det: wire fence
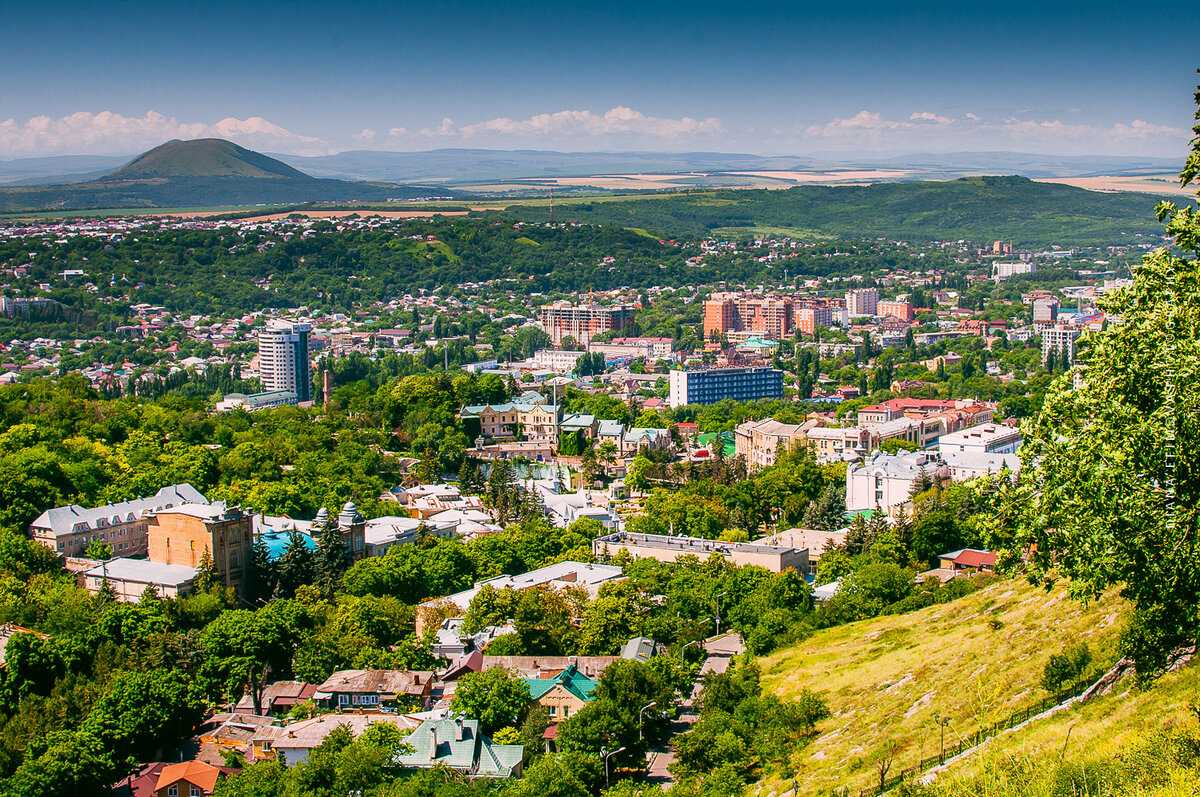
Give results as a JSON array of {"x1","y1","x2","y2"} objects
[{"x1": 847, "y1": 673, "x2": 1096, "y2": 797}]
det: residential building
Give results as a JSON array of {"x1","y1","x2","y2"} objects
[
  {"x1": 1042, "y1": 323, "x2": 1081, "y2": 366},
  {"x1": 394, "y1": 717, "x2": 524, "y2": 778},
  {"x1": 794, "y1": 302, "x2": 833, "y2": 336},
  {"x1": 314, "y1": 669, "x2": 434, "y2": 710},
  {"x1": 418, "y1": 561, "x2": 624, "y2": 632},
  {"x1": 593, "y1": 531, "x2": 808, "y2": 573},
  {"x1": 363, "y1": 516, "x2": 456, "y2": 557},
  {"x1": 147, "y1": 503, "x2": 252, "y2": 595},
  {"x1": 992, "y1": 261, "x2": 1036, "y2": 281},
  {"x1": 537, "y1": 302, "x2": 635, "y2": 346},
  {"x1": 668, "y1": 366, "x2": 784, "y2": 408},
  {"x1": 758, "y1": 528, "x2": 847, "y2": 577},
  {"x1": 877, "y1": 300, "x2": 914, "y2": 322},
  {"x1": 941, "y1": 450, "x2": 1022, "y2": 481},
  {"x1": 937, "y1": 423, "x2": 1022, "y2": 455},
  {"x1": 460, "y1": 399, "x2": 560, "y2": 443},
  {"x1": 939, "y1": 548, "x2": 997, "y2": 575},
  {"x1": 703, "y1": 292, "x2": 793, "y2": 340},
  {"x1": 29, "y1": 483, "x2": 207, "y2": 558},
  {"x1": 846, "y1": 451, "x2": 947, "y2": 513},
  {"x1": 530, "y1": 349, "x2": 586, "y2": 373},
  {"x1": 214, "y1": 390, "x2": 297, "y2": 412},
  {"x1": 605, "y1": 336, "x2": 674, "y2": 358},
  {"x1": 526, "y1": 663, "x2": 597, "y2": 723},
  {"x1": 1032, "y1": 296, "x2": 1060, "y2": 325},
  {"x1": 144, "y1": 760, "x2": 224, "y2": 797},
  {"x1": 734, "y1": 417, "x2": 813, "y2": 470},
  {"x1": 259, "y1": 320, "x2": 311, "y2": 402},
  {"x1": 804, "y1": 425, "x2": 874, "y2": 463},
  {"x1": 856, "y1": 398, "x2": 994, "y2": 448},
  {"x1": 235, "y1": 681, "x2": 318, "y2": 715},
  {"x1": 253, "y1": 713, "x2": 425, "y2": 766},
  {"x1": 82, "y1": 558, "x2": 197, "y2": 602},
  {"x1": 845, "y1": 288, "x2": 879, "y2": 318}
]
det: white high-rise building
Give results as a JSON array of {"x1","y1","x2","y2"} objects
[
  {"x1": 845, "y1": 288, "x2": 879, "y2": 319},
  {"x1": 258, "y1": 321, "x2": 312, "y2": 401}
]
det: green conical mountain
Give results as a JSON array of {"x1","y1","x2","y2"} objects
[{"x1": 105, "y1": 138, "x2": 311, "y2": 180}]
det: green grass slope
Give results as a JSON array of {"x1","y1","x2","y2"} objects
[
  {"x1": 496, "y1": 177, "x2": 1169, "y2": 246},
  {"x1": 752, "y1": 578, "x2": 1128, "y2": 796}
]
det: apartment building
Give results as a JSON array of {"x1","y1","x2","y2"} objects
[
  {"x1": 734, "y1": 417, "x2": 818, "y2": 470},
  {"x1": 805, "y1": 425, "x2": 874, "y2": 463},
  {"x1": 1042, "y1": 323, "x2": 1081, "y2": 366},
  {"x1": 593, "y1": 531, "x2": 808, "y2": 574},
  {"x1": 993, "y1": 261, "x2": 1036, "y2": 281},
  {"x1": 259, "y1": 320, "x2": 311, "y2": 402},
  {"x1": 856, "y1": 398, "x2": 994, "y2": 447},
  {"x1": 148, "y1": 503, "x2": 253, "y2": 595},
  {"x1": 537, "y1": 302, "x2": 635, "y2": 346},
  {"x1": 29, "y1": 483, "x2": 208, "y2": 557},
  {"x1": 1032, "y1": 296, "x2": 1060, "y2": 325},
  {"x1": 937, "y1": 423, "x2": 1021, "y2": 455},
  {"x1": 703, "y1": 292, "x2": 794, "y2": 340},
  {"x1": 668, "y1": 367, "x2": 784, "y2": 408},
  {"x1": 877, "y1": 300, "x2": 914, "y2": 322},
  {"x1": 794, "y1": 303, "x2": 833, "y2": 336},
  {"x1": 846, "y1": 451, "x2": 946, "y2": 513},
  {"x1": 845, "y1": 288, "x2": 879, "y2": 318}
]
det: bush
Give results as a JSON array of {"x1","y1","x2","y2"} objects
[{"x1": 1041, "y1": 642, "x2": 1093, "y2": 694}]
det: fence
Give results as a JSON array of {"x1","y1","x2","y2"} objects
[{"x1": 848, "y1": 673, "x2": 1097, "y2": 796}]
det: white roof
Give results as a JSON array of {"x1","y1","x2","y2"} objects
[
  {"x1": 430, "y1": 561, "x2": 624, "y2": 611},
  {"x1": 31, "y1": 484, "x2": 208, "y2": 537},
  {"x1": 84, "y1": 557, "x2": 197, "y2": 586}
]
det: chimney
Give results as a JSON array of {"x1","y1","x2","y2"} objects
[
  {"x1": 429, "y1": 727, "x2": 438, "y2": 761},
  {"x1": 454, "y1": 718, "x2": 464, "y2": 741}
]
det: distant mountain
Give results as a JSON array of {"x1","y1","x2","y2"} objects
[
  {"x1": 0, "y1": 154, "x2": 129, "y2": 186},
  {"x1": 0, "y1": 139, "x2": 456, "y2": 213},
  {"x1": 272, "y1": 148, "x2": 814, "y2": 183},
  {"x1": 842, "y1": 151, "x2": 1182, "y2": 178},
  {"x1": 105, "y1": 138, "x2": 311, "y2": 180}
]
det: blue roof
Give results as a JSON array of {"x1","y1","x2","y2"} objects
[{"x1": 257, "y1": 529, "x2": 316, "y2": 561}]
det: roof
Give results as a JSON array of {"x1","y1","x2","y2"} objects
[
  {"x1": 155, "y1": 761, "x2": 221, "y2": 793},
  {"x1": 395, "y1": 717, "x2": 523, "y2": 777},
  {"x1": 620, "y1": 636, "x2": 659, "y2": 662},
  {"x1": 479, "y1": 656, "x2": 616, "y2": 679},
  {"x1": 430, "y1": 561, "x2": 623, "y2": 611},
  {"x1": 83, "y1": 557, "x2": 197, "y2": 586},
  {"x1": 941, "y1": 548, "x2": 997, "y2": 568},
  {"x1": 315, "y1": 669, "x2": 433, "y2": 696},
  {"x1": 256, "y1": 529, "x2": 316, "y2": 561},
  {"x1": 255, "y1": 712, "x2": 426, "y2": 750},
  {"x1": 235, "y1": 680, "x2": 317, "y2": 711},
  {"x1": 526, "y1": 663, "x2": 598, "y2": 703},
  {"x1": 30, "y1": 483, "x2": 207, "y2": 536},
  {"x1": 155, "y1": 501, "x2": 236, "y2": 521}
]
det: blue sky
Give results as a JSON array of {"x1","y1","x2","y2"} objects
[{"x1": 1, "y1": 0, "x2": 1195, "y2": 158}]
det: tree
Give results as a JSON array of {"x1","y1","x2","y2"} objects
[
  {"x1": 247, "y1": 536, "x2": 276, "y2": 606},
  {"x1": 83, "y1": 539, "x2": 112, "y2": 560},
  {"x1": 194, "y1": 547, "x2": 220, "y2": 594},
  {"x1": 313, "y1": 509, "x2": 350, "y2": 598},
  {"x1": 450, "y1": 668, "x2": 533, "y2": 733},
  {"x1": 274, "y1": 530, "x2": 315, "y2": 598}
]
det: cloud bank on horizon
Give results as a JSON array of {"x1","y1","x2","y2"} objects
[{"x1": 0, "y1": 105, "x2": 1188, "y2": 160}]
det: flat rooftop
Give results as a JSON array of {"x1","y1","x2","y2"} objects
[{"x1": 595, "y1": 531, "x2": 799, "y2": 556}]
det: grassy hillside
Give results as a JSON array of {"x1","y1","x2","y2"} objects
[
  {"x1": 496, "y1": 177, "x2": 1169, "y2": 246},
  {"x1": 915, "y1": 662, "x2": 1200, "y2": 796},
  {"x1": 753, "y1": 578, "x2": 1128, "y2": 796}
]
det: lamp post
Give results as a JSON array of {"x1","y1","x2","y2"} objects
[
  {"x1": 681, "y1": 639, "x2": 701, "y2": 661},
  {"x1": 601, "y1": 746, "x2": 626, "y2": 787},
  {"x1": 638, "y1": 701, "x2": 657, "y2": 742},
  {"x1": 714, "y1": 590, "x2": 728, "y2": 636},
  {"x1": 934, "y1": 714, "x2": 951, "y2": 764}
]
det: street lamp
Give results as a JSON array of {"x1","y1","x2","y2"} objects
[
  {"x1": 933, "y1": 714, "x2": 952, "y2": 764},
  {"x1": 714, "y1": 591, "x2": 728, "y2": 636},
  {"x1": 681, "y1": 639, "x2": 701, "y2": 661},
  {"x1": 638, "y1": 701, "x2": 657, "y2": 742},
  {"x1": 601, "y1": 746, "x2": 626, "y2": 786}
]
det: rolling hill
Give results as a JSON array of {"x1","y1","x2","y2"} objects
[
  {"x1": 0, "y1": 139, "x2": 454, "y2": 212},
  {"x1": 494, "y1": 176, "x2": 1172, "y2": 245}
]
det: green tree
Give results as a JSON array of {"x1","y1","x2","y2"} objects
[
  {"x1": 313, "y1": 509, "x2": 350, "y2": 598},
  {"x1": 450, "y1": 668, "x2": 534, "y2": 733}
]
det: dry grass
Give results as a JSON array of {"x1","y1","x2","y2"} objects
[
  {"x1": 754, "y1": 578, "x2": 1128, "y2": 796},
  {"x1": 1034, "y1": 175, "x2": 1191, "y2": 197}
]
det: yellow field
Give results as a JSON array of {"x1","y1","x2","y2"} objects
[{"x1": 1034, "y1": 174, "x2": 1190, "y2": 197}]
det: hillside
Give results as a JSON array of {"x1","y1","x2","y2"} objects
[
  {"x1": 753, "y1": 578, "x2": 1129, "y2": 796},
  {"x1": 495, "y1": 177, "x2": 1169, "y2": 246},
  {"x1": 105, "y1": 138, "x2": 310, "y2": 180},
  {"x1": 0, "y1": 139, "x2": 454, "y2": 212}
]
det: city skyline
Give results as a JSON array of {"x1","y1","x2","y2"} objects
[{"x1": 1, "y1": 0, "x2": 1195, "y2": 159}]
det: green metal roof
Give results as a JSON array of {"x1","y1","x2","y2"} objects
[{"x1": 524, "y1": 664, "x2": 598, "y2": 703}]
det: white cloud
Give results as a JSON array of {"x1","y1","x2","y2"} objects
[
  {"x1": 1109, "y1": 119, "x2": 1187, "y2": 140},
  {"x1": 805, "y1": 110, "x2": 914, "y2": 137},
  {"x1": 0, "y1": 110, "x2": 328, "y2": 157},
  {"x1": 406, "y1": 106, "x2": 721, "y2": 142},
  {"x1": 352, "y1": 128, "x2": 377, "y2": 144},
  {"x1": 909, "y1": 111, "x2": 953, "y2": 125}
]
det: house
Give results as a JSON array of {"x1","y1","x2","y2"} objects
[
  {"x1": 147, "y1": 503, "x2": 252, "y2": 595},
  {"x1": 314, "y1": 669, "x2": 434, "y2": 710},
  {"x1": 620, "y1": 636, "x2": 662, "y2": 663},
  {"x1": 394, "y1": 716, "x2": 524, "y2": 778},
  {"x1": 758, "y1": 528, "x2": 847, "y2": 577},
  {"x1": 525, "y1": 663, "x2": 598, "y2": 723},
  {"x1": 432, "y1": 617, "x2": 516, "y2": 660},
  {"x1": 845, "y1": 451, "x2": 947, "y2": 513},
  {"x1": 30, "y1": 483, "x2": 207, "y2": 558},
  {"x1": 195, "y1": 713, "x2": 277, "y2": 764},
  {"x1": 734, "y1": 418, "x2": 812, "y2": 470},
  {"x1": 621, "y1": 426, "x2": 672, "y2": 456},
  {"x1": 939, "y1": 548, "x2": 997, "y2": 575},
  {"x1": 153, "y1": 760, "x2": 224, "y2": 797},
  {"x1": 460, "y1": 400, "x2": 560, "y2": 444},
  {"x1": 937, "y1": 423, "x2": 1022, "y2": 455},
  {"x1": 253, "y1": 713, "x2": 428, "y2": 765},
  {"x1": 593, "y1": 531, "x2": 807, "y2": 574},
  {"x1": 235, "y1": 681, "x2": 318, "y2": 715}
]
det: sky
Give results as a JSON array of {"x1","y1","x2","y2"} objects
[{"x1": 0, "y1": 0, "x2": 1196, "y2": 160}]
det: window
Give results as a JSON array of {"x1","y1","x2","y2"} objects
[
  {"x1": 167, "y1": 787, "x2": 178, "y2": 797},
  {"x1": 339, "y1": 694, "x2": 350, "y2": 706},
  {"x1": 190, "y1": 787, "x2": 202, "y2": 797}
]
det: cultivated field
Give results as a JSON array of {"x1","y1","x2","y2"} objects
[{"x1": 1034, "y1": 174, "x2": 1190, "y2": 196}]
